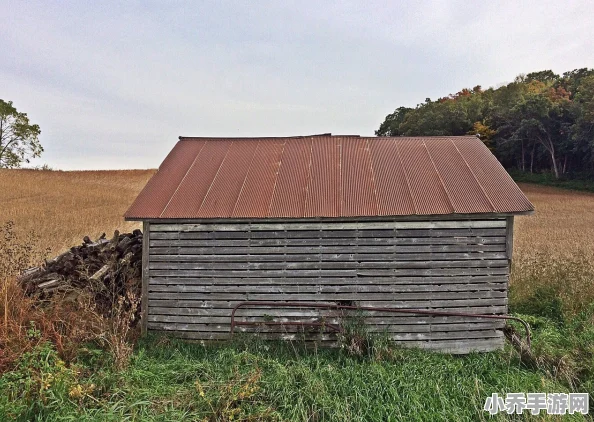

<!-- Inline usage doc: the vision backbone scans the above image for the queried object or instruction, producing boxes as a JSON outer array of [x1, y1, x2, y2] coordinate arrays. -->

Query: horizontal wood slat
[[149, 247, 507, 257], [149, 254, 509, 264], [147, 313, 505, 326], [148, 299, 507, 310], [148, 282, 506, 293], [148, 308, 507, 323], [151, 228, 507, 240], [149, 275, 508, 285], [149, 236, 506, 246], [146, 219, 510, 353], [150, 220, 506, 232], [149, 259, 508, 270], [150, 267, 509, 278]]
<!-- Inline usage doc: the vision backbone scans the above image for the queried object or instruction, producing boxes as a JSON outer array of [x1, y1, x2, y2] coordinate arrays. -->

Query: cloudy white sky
[[2, 0, 593, 170]]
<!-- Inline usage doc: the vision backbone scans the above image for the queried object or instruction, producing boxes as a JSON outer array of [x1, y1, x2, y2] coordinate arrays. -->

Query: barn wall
[[144, 218, 511, 353]]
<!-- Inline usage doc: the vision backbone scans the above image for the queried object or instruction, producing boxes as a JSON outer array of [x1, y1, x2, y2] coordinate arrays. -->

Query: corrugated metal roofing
[[125, 135, 534, 220]]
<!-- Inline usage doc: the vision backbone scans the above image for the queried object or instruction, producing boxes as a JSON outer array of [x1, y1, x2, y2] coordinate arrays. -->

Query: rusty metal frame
[[230, 301, 531, 348]]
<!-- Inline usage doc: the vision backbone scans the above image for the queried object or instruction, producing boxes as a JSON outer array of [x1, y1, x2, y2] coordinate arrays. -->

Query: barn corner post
[[506, 216, 515, 269], [141, 221, 150, 336]]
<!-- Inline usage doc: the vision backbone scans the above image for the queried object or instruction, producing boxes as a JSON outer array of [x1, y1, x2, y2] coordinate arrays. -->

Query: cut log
[[90, 264, 109, 281], [38, 279, 61, 290], [19, 230, 143, 326]]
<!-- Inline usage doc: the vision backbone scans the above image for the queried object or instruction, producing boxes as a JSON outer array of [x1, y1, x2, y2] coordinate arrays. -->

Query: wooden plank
[[147, 322, 502, 340], [148, 275, 508, 286], [149, 237, 506, 247], [156, 330, 334, 341], [148, 253, 510, 264], [141, 221, 150, 336], [149, 234, 506, 245], [357, 298, 507, 307], [147, 322, 502, 337], [148, 301, 508, 314], [149, 267, 509, 278], [148, 290, 507, 301], [147, 314, 504, 328], [148, 259, 508, 271], [148, 308, 507, 325], [150, 228, 508, 240], [506, 216, 514, 263], [149, 241, 507, 253], [148, 243, 508, 255], [148, 297, 506, 308], [150, 220, 506, 232], [148, 257, 510, 269], [150, 245, 507, 261], [147, 282, 506, 294]]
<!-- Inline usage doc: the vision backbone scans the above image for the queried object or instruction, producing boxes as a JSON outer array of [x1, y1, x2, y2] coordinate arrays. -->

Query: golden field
[[0, 169, 155, 254], [514, 183, 594, 260], [1, 169, 594, 260]]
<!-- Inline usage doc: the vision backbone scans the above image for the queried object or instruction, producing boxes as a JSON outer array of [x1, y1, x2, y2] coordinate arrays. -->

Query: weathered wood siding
[[145, 218, 510, 353]]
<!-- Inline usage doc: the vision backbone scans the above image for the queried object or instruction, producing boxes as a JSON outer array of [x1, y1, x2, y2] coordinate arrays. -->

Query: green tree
[[376, 107, 413, 136], [525, 70, 559, 83], [0, 100, 42, 168], [376, 68, 594, 179]]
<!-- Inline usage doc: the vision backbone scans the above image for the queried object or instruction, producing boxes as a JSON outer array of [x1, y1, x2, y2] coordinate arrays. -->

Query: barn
[[125, 134, 534, 353]]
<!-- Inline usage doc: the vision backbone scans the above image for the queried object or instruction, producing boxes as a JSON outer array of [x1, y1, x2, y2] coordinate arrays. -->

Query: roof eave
[[124, 209, 534, 223]]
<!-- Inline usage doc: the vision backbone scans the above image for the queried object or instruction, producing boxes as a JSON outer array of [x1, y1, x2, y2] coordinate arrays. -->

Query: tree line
[[376, 68, 594, 179]]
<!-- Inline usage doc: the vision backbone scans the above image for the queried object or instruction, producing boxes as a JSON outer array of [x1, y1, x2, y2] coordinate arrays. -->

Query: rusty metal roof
[[125, 135, 534, 220]]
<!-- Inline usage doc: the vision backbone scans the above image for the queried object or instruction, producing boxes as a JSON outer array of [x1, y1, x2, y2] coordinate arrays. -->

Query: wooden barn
[[125, 134, 534, 353]]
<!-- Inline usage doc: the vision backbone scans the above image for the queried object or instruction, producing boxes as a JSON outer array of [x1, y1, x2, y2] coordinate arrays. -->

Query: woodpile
[[19, 230, 143, 324]]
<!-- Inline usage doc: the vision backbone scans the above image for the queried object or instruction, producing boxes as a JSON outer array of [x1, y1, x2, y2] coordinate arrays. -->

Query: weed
[[0, 338, 96, 421]]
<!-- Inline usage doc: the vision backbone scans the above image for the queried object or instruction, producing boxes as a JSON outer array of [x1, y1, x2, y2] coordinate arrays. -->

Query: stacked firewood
[[19, 230, 143, 322]]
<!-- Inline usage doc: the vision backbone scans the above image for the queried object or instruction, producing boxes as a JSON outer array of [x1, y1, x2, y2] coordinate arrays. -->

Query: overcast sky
[[2, 0, 593, 170]]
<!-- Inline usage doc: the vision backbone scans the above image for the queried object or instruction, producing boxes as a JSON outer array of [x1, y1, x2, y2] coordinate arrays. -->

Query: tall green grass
[[1, 324, 591, 421], [1, 251, 592, 421]]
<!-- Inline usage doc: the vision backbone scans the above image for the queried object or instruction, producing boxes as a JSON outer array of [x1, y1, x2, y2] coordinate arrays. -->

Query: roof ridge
[[179, 135, 478, 141]]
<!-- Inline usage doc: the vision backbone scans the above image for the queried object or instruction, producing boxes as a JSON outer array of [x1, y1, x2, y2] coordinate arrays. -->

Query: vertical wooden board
[[506, 216, 514, 263]]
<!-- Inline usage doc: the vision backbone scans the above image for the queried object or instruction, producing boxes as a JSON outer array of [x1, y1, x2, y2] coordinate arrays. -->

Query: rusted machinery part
[[230, 301, 531, 349]]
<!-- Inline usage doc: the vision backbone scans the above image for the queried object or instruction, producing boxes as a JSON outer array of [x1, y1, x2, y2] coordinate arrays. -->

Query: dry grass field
[[1, 170, 593, 420], [0, 169, 155, 254], [514, 183, 594, 260], [1, 169, 593, 260]]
